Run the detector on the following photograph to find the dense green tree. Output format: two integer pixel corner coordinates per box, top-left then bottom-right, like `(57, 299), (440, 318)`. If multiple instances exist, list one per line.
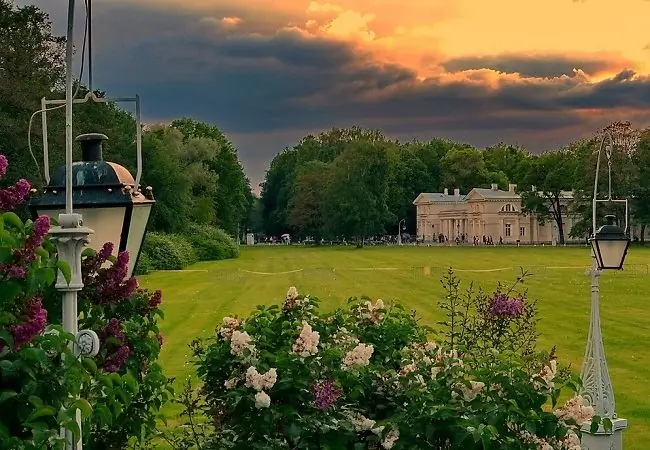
(442, 147), (494, 191)
(288, 161), (331, 240)
(322, 140), (390, 244)
(171, 118), (250, 235)
(482, 143), (532, 186)
(260, 149), (299, 236)
(386, 145), (430, 233)
(140, 126), (221, 232)
(519, 150), (577, 244)
(0, 0), (64, 185)
(631, 132), (650, 243)
(406, 138), (452, 191)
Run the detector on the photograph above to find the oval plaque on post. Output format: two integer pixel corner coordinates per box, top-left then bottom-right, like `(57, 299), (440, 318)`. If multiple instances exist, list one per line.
(75, 329), (100, 357)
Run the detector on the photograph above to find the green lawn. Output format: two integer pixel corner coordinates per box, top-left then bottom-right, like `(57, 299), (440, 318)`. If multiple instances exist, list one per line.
(141, 245), (650, 449)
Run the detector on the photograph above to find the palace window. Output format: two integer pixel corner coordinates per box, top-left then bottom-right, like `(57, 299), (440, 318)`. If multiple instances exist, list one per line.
(501, 204), (517, 212)
(520, 226), (525, 237)
(505, 223), (511, 237)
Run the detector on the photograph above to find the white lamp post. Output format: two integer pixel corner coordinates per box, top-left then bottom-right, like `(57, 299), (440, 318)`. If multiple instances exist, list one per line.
(580, 129), (634, 450)
(27, 0), (153, 448)
(397, 219), (406, 245)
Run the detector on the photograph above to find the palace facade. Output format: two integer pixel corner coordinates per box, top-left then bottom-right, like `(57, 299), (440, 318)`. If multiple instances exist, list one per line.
(413, 184), (577, 244)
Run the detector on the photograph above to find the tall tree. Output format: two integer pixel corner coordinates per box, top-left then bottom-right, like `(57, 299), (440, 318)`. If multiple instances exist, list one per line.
(386, 145), (430, 233)
(482, 143), (532, 186)
(171, 118), (250, 235)
(141, 126), (220, 232)
(260, 149), (299, 236)
(520, 150), (576, 244)
(322, 140), (390, 244)
(288, 161), (331, 240)
(0, 0), (64, 185)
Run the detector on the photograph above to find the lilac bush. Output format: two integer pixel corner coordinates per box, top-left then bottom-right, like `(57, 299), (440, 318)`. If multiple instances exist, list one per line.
(0, 154), (92, 448)
(169, 286), (602, 449)
(0, 153), (172, 449)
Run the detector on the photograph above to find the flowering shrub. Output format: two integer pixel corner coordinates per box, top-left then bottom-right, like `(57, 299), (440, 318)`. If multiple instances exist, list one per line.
(71, 242), (173, 449)
(0, 154), (93, 448)
(174, 285), (601, 449)
(438, 268), (540, 361)
(0, 153), (172, 449)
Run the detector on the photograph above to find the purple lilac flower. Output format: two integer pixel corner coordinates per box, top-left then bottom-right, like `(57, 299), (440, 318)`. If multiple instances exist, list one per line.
(101, 318), (126, 345)
(488, 293), (525, 318)
(0, 154), (8, 178)
(10, 297), (48, 349)
(311, 379), (343, 410)
(149, 290), (163, 310)
(83, 247), (139, 305)
(0, 179), (31, 211)
(103, 345), (131, 372)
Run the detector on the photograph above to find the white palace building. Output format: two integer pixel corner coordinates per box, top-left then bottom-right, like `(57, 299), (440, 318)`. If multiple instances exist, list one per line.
(413, 184), (577, 245)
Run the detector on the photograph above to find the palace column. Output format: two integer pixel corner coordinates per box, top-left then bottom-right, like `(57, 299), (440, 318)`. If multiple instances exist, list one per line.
(499, 218), (504, 239)
(515, 216), (520, 242)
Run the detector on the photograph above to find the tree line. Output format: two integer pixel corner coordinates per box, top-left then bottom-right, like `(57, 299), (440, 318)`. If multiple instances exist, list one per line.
(259, 124), (650, 245)
(0, 1), (253, 238)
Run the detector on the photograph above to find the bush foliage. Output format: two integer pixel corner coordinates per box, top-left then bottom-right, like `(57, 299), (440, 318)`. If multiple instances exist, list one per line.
(0, 154), (172, 449)
(141, 232), (197, 270)
(185, 224), (239, 262)
(168, 282), (603, 449)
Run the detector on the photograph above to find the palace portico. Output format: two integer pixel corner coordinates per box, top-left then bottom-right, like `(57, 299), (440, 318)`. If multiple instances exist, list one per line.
(413, 184), (577, 244)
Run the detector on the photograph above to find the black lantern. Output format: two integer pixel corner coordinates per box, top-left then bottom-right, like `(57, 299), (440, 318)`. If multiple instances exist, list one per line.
(29, 133), (155, 277)
(590, 215), (630, 270)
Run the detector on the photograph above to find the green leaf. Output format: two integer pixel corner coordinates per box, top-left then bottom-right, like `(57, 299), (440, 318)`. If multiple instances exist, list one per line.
(35, 246), (50, 259)
(81, 248), (97, 258)
(62, 418), (81, 442)
(122, 372), (139, 394)
(0, 390), (17, 404)
(1, 212), (23, 229)
(590, 416), (601, 433)
(82, 357), (98, 374)
(27, 406), (57, 421)
(73, 398), (93, 417)
(56, 260), (72, 285)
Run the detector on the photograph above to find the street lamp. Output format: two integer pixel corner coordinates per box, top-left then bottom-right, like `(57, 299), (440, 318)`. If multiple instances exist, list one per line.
(591, 215), (630, 270)
(26, 0), (152, 448)
(29, 133), (155, 278)
(580, 128), (634, 450)
(397, 219), (406, 245)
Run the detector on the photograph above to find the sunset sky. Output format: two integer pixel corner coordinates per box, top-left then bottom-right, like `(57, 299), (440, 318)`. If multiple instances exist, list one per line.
(21, 0), (650, 189)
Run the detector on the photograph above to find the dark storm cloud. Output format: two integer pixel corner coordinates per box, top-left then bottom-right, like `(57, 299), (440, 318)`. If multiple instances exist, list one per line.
(19, 1), (650, 187)
(441, 54), (622, 78)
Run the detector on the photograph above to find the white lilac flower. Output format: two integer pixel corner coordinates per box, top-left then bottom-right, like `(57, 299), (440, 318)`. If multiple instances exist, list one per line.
(224, 378), (238, 389)
(230, 330), (254, 356)
(347, 412), (376, 431)
(381, 428), (399, 449)
(254, 391), (271, 409)
(554, 395), (594, 425)
(292, 321), (320, 357)
(218, 316), (241, 341)
(342, 343), (374, 368)
(245, 366), (278, 391)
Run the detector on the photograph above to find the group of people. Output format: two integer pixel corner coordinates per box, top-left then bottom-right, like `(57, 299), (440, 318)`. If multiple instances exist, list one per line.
(420, 233), (508, 246)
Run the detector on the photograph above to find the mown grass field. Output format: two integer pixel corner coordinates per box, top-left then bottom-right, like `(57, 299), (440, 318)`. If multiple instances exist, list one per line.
(141, 245), (650, 449)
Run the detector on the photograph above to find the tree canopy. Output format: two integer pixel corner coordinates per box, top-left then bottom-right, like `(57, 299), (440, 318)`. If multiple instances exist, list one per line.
(1, 1), (252, 237)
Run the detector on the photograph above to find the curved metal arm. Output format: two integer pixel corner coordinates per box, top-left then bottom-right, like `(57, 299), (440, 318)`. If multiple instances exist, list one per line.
(593, 132), (628, 234)
(41, 93), (144, 193)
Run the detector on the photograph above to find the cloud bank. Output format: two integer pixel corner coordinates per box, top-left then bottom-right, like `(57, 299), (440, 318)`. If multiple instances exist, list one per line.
(20, 0), (650, 187)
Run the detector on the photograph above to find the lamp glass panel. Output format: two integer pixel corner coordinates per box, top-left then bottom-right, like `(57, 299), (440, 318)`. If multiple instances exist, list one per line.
(126, 204), (152, 277)
(593, 239), (627, 269)
(38, 207), (127, 258)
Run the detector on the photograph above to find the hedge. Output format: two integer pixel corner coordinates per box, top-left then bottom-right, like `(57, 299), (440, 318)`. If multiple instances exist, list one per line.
(184, 224), (239, 262)
(141, 232), (197, 270)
